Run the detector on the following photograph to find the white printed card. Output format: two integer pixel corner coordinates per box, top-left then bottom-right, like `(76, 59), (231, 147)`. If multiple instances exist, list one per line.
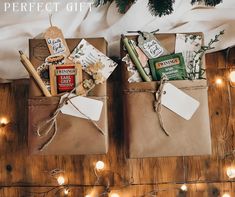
(157, 83), (200, 120)
(175, 34), (203, 79)
(60, 93), (103, 121)
(69, 39), (118, 84)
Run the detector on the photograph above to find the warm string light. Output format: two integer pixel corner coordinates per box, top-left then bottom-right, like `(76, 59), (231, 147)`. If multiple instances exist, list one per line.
(92, 161), (129, 197)
(229, 70), (235, 83)
(226, 167), (235, 178)
(110, 193), (120, 197)
(0, 117), (8, 127)
(180, 184), (187, 191)
(95, 160), (105, 170)
(213, 51), (234, 193)
(57, 175), (65, 185)
(64, 188), (69, 195)
(214, 70), (235, 86)
(24, 160), (235, 196)
(215, 77), (223, 85)
(222, 193), (231, 197)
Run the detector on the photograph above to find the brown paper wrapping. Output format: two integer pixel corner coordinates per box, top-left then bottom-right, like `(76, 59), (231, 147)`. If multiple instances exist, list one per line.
(121, 33), (211, 158)
(28, 96), (108, 155)
(123, 80), (211, 158)
(29, 38), (107, 97)
(28, 38), (108, 155)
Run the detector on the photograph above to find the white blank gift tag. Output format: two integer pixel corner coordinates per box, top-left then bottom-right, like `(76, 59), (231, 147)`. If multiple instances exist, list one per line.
(159, 83), (200, 120)
(60, 94), (103, 121)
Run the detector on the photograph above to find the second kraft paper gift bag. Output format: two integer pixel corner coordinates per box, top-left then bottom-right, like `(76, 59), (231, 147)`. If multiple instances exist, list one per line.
(121, 33), (211, 158)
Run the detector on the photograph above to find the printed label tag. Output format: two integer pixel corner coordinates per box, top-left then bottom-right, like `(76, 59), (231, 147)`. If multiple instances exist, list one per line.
(60, 93), (103, 121)
(138, 32), (168, 59)
(142, 40), (163, 58)
(49, 64), (84, 96)
(157, 83), (200, 120)
(44, 26), (71, 63)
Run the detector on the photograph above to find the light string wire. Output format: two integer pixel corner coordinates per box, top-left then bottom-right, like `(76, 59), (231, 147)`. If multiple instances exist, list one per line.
(5, 33), (235, 197)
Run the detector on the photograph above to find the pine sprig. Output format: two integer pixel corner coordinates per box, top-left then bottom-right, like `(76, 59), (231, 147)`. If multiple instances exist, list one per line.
(148, 0), (174, 17)
(93, 0), (112, 7)
(187, 30), (224, 80)
(191, 0), (223, 6)
(94, 0), (223, 17)
(115, 0), (136, 13)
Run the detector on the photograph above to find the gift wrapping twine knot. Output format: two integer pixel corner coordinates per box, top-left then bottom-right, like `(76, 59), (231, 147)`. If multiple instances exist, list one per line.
(36, 87), (104, 151)
(154, 75), (170, 136)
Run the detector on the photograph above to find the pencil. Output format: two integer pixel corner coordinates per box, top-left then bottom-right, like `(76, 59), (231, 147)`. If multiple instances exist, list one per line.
(19, 50), (52, 97)
(121, 34), (151, 82)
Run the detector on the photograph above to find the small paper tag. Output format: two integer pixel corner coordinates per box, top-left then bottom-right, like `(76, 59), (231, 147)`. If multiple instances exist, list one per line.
(157, 83), (200, 120)
(60, 93), (103, 121)
(138, 32), (169, 59)
(44, 26), (71, 63)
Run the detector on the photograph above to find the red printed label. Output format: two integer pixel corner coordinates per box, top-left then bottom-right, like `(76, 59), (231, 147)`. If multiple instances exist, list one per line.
(56, 66), (76, 92)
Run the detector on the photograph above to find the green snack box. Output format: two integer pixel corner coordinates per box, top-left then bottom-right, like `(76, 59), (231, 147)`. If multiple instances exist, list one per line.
(149, 53), (186, 80)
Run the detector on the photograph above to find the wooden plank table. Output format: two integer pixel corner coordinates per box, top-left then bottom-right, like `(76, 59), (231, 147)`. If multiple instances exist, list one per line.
(0, 50), (235, 196)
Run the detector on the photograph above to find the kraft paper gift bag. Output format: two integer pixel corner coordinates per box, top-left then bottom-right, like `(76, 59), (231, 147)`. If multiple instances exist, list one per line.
(123, 80), (211, 158)
(121, 33), (211, 158)
(28, 38), (108, 155)
(28, 96), (108, 155)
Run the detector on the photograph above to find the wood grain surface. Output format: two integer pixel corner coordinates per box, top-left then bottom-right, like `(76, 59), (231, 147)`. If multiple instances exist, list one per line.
(0, 50), (235, 196)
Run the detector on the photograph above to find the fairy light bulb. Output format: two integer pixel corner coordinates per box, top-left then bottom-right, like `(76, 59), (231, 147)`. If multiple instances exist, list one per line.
(85, 195), (91, 197)
(215, 78), (223, 85)
(64, 189), (69, 195)
(111, 193), (120, 197)
(95, 161), (105, 170)
(222, 193), (231, 197)
(226, 167), (235, 178)
(229, 71), (235, 82)
(0, 117), (8, 127)
(180, 184), (187, 191)
(57, 176), (65, 185)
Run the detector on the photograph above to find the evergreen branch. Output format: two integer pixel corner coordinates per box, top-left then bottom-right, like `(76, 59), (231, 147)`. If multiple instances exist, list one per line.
(93, 0), (113, 7)
(94, 0), (223, 17)
(148, 0), (174, 17)
(115, 0), (136, 13)
(191, 0), (223, 6)
(187, 30), (224, 80)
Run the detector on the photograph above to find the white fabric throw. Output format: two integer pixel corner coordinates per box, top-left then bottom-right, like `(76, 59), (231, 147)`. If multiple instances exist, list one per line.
(0, 0), (235, 79)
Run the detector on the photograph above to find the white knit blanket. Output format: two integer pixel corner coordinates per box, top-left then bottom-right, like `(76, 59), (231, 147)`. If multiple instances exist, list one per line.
(0, 0), (234, 79)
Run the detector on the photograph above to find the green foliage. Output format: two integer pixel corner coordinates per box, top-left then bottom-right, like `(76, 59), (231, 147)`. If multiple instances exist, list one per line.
(187, 30), (224, 80)
(93, 0), (112, 7)
(148, 0), (174, 17)
(191, 0), (223, 6)
(115, 0), (136, 13)
(94, 0), (223, 17)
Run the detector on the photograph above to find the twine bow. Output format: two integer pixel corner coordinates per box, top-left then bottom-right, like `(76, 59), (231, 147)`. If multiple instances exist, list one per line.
(154, 75), (170, 136)
(36, 87), (104, 151)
